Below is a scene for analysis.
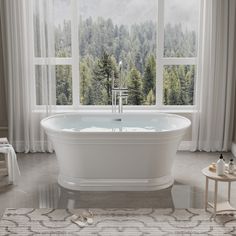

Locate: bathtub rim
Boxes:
[40,112,191,137]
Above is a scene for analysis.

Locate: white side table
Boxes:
[202,167,236,217]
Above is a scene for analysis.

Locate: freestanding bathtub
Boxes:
[41,113,191,191]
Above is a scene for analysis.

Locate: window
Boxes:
[162,0,199,106]
[33,0,200,109]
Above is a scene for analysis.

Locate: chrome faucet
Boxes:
[112,61,128,113]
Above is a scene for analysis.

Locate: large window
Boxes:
[33,0,200,109]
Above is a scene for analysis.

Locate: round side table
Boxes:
[202,167,236,217]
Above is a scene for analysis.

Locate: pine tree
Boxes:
[178,65,189,105]
[168,68,181,105]
[127,67,143,105]
[143,54,156,101]
[188,65,195,105]
[93,51,117,105]
[56,65,72,105]
[146,89,155,105]
[80,59,92,105]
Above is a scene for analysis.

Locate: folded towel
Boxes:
[0,137,8,144]
[0,144,11,148]
[0,145,21,184]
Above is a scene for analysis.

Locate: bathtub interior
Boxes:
[41,113,191,133]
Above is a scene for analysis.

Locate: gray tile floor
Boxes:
[0,151,235,217]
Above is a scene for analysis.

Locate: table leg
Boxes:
[214,180,218,217]
[228,182,231,203]
[205,177,209,211]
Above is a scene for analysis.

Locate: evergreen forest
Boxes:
[52,17,196,106]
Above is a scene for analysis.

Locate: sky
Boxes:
[79,0,158,26]
[79,0,199,30]
[53,0,199,31]
[164,0,199,31]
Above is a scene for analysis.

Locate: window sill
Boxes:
[32,107,197,114]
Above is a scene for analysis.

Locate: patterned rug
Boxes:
[0,208,236,235]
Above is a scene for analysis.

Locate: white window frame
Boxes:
[32,0,201,112]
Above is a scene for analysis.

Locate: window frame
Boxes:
[32,0,201,111]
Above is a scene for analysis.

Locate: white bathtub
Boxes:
[41,113,191,191]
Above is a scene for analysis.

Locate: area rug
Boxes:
[0,208,236,235]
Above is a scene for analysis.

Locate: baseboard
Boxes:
[9,140,54,153]
[178,141,192,151]
[231,142,236,157]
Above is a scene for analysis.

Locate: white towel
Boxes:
[0,145,21,184]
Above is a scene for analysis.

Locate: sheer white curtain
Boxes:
[192,0,236,152]
[0,0,54,152]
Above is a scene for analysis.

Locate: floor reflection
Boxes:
[171,185,204,208]
[37,183,204,209]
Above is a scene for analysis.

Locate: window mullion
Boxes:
[156,0,164,108]
[71,0,80,108]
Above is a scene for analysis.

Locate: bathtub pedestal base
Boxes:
[58,175,174,191]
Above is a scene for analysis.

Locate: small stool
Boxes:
[202,167,236,217]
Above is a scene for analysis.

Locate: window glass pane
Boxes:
[163,65,195,105]
[79,0,157,105]
[54,0,72,57]
[35,65,72,105]
[33,0,71,57]
[56,65,72,105]
[164,0,199,57]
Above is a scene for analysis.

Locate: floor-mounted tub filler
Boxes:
[41,113,191,191]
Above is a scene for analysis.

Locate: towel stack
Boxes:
[0,138,21,184]
[0,138,9,176]
[0,137,8,145]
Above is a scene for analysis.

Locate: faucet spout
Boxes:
[112,88,128,113]
[112,60,128,113]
